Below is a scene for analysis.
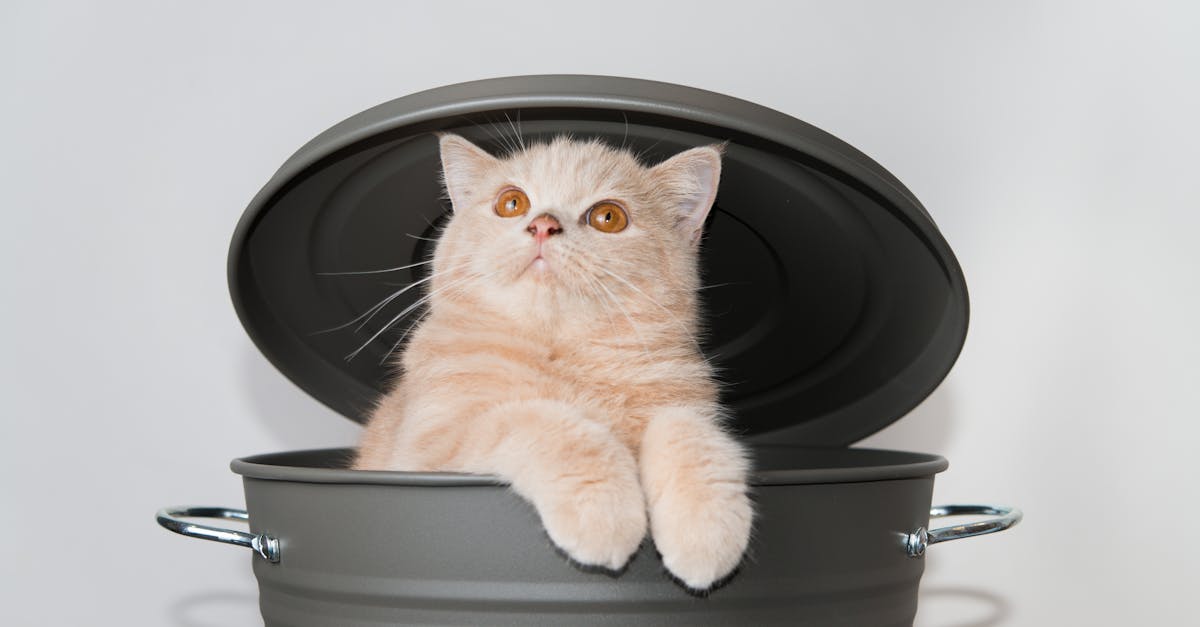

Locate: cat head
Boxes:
[429,133,722,332]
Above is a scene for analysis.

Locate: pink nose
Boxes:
[527,214,563,243]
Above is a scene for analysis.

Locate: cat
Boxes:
[353,132,752,591]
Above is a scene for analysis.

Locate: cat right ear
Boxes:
[438,133,498,210]
[651,144,724,245]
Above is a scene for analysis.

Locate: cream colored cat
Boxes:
[354,133,752,591]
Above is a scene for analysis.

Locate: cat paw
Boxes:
[651,482,752,591]
[539,478,648,572]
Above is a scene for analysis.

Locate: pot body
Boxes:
[233,447,944,627]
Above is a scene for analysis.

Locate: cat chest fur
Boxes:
[399,318,717,448]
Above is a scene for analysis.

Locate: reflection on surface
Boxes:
[916,586,1011,627]
[169,590,259,627]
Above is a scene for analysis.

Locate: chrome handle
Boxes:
[156,506,280,563]
[906,504,1022,558]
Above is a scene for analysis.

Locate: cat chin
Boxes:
[518,257,558,285]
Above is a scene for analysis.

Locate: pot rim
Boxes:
[230,446,948,487]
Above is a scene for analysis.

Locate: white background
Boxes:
[3,1,1197,625]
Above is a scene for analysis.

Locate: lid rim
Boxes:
[228,74,968,445]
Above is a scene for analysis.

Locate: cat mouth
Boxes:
[522,252,553,278]
[519,238,561,280]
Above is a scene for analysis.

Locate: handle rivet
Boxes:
[906,527,929,558]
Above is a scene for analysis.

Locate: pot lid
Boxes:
[229,75,968,446]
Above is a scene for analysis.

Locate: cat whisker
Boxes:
[504,111,525,152]
[345,272,480,361]
[582,274,627,341]
[610,273,686,316]
[620,111,629,152]
[584,270,654,362]
[379,310,430,366]
[551,243,625,342]
[456,115,514,157]
[314,257,478,336]
[485,115,520,156]
[378,293,440,363]
[473,116,506,150]
[595,266,700,349]
[349,267,501,362]
[696,281,745,292]
[312,274,438,335]
[376,266,505,365]
[314,236,478,279]
[316,259,435,276]
[421,212,449,230]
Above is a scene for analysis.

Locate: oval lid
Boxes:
[230,75,968,446]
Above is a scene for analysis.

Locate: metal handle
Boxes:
[156,506,280,563]
[906,504,1022,558]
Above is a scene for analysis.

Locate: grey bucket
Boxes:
[157,75,1021,626]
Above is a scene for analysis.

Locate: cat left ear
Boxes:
[651,144,724,245]
[438,133,499,210]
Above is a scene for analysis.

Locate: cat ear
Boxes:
[651,144,724,245]
[438,133,498,209]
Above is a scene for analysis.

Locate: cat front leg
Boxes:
[639,406,753,591]
[431,398,648,572]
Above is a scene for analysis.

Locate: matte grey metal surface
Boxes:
[156,506,280,563]
[905,504,1024,558]
[227,446,945,626]
[228,74,969,446]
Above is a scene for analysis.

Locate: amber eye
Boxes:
[494,188,530,218]
[586,202,629,233]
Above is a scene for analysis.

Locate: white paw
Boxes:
[538,478,648,571]
[651,482,753,591]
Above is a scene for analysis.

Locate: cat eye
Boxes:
[494,188,531,218]
[586,202,629,233]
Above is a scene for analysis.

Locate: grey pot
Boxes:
[158,75,1021,626]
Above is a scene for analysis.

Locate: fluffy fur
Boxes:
[353,133,753,591]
